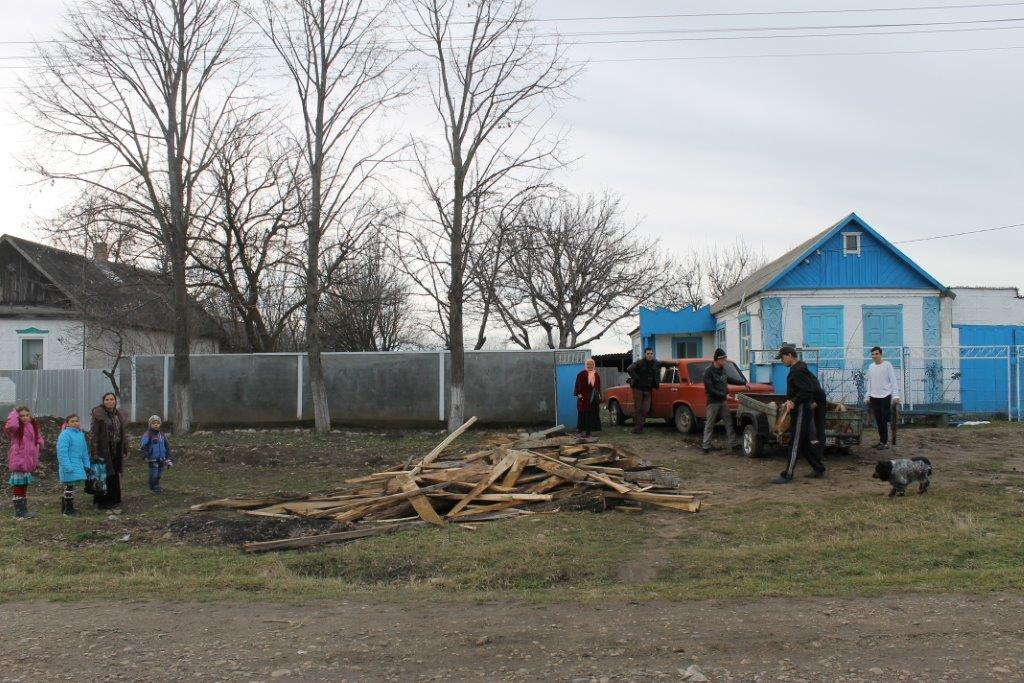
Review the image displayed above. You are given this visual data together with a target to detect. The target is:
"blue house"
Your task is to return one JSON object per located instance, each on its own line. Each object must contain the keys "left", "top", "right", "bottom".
{"left": 627, "top": 213, "right": 1024, "bottom": 415}
{"left": 628, "top": 305, "right": 718, "bottom": 360}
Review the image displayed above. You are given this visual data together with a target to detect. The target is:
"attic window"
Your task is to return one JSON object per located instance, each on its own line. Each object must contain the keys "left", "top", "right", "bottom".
{"left": 842, "top": 232, "right": 862, "bottom": 256}
{"left": 97, "top": 263, "right": 124, "bottom": 284}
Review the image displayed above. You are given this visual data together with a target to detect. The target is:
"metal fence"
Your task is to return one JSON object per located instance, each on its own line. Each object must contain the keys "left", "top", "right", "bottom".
{"left": 0, "top": 370, "right": 116, "bottom": 422}
{"left": 751, "top": 346, "right": 1022, "bottom": 420}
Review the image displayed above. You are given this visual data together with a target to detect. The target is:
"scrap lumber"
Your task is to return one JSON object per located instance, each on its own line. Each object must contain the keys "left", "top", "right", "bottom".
{"left": 242, "top": 524, "right": 403, "bottom": 553}
{"left": 447, "top": 450, "right": 521, "bottom": 517}
{"left": 196, "top": 424, "right": 711, "bottom": 552}
{"left": 395, "top": 474, "right": 445, "bottom": 527}
{"left": 408, "top": 416, "right": 478, "bottom": 476}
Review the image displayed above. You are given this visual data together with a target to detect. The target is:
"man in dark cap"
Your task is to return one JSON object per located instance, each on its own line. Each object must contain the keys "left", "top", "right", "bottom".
{"left": 773, "top": 345, "right": 827, "bottom": 483}
{"left": 701, "top": 348, "right": 746, "bottom": 453}
{"left": 626, "top": 347, "right": 670, "bottom": 434}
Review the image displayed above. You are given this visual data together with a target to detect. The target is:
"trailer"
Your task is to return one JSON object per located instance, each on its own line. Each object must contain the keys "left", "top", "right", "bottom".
{"left": 735, "top": 393, "right": 864, "bottom": 458}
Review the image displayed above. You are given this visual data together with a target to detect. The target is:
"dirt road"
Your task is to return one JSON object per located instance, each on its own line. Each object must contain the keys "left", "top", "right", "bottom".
{"left": 4, "top": 594, "right": 1023, "bottom": 682}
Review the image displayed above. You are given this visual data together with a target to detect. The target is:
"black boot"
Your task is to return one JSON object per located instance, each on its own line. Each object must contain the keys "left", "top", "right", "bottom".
{"left": 13, "top": 498, "right": 35, "bottom": 520}
{"left": 62, "top": 497, "right": 78, "bottom": 517}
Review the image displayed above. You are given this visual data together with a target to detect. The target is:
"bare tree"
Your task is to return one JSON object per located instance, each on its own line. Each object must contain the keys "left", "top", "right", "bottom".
{"left": 403, "top": 0, "right": 579, "bottom": 430}
{"left": 492, "top": 192, "right": 675, "bottom": 349}
{"left": 259, "top": 0, "right": 407, "bottom": 433}
{"left": 661, "top": 239, "right": 768, "bottom": 310}
{"left": 191, "top": 114, "right": 306, "bottom": 352}
{"left": 320, "top": 231, "right": 415, "bottom": 352}
{"left": 21, "top": 0, "right": 248, "bottom": 433}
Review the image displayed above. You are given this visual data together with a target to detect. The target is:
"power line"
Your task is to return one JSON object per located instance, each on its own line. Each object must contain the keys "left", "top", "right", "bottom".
{"left": 893, "top": 222, "right": 1024, "bottom": 243}
{"left": 1, "top": 1, "right": 1024, "bottom": 46}
{"left": 588, "top": 43, "right": 1024, "bottom": 62}
{"left": 4, "top": 22, "right": 1024, "bottom": 62}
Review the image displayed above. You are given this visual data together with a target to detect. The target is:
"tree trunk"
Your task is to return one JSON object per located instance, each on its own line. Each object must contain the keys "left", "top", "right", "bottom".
{"left": 447, "top": 177, "right": 466, "bottom": 432}
{"left": 170, "top": 248, "right": 193, "bottom": 434}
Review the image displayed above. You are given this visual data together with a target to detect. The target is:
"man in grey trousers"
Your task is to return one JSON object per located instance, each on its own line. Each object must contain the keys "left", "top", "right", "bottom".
{"left": 702, "top": 348, "right": 744, "bottom": 453}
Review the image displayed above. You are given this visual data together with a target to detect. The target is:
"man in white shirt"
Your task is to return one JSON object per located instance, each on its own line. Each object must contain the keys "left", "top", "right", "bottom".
{"left": 864, "top": 346, "right": 901, "bottom": 449}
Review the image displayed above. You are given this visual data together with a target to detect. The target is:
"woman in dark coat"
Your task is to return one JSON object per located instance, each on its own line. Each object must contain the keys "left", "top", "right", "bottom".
{"left": 574, "top": 358, "right": 603, "bottom": 438}
{"left": 90, "top": 392, "right": 129, "bottom": 510}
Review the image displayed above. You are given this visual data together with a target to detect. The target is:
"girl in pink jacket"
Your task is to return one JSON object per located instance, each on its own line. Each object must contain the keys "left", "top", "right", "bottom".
{"left": 6, "top": 406, "right": 44, "bottom": 520}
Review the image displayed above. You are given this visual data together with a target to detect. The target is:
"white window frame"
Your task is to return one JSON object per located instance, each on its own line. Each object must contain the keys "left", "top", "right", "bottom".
{"left": 842, "top": 231, "right": 862, "bottom": 256}
{"left": 738, "top": 319, "right": 752, "bottom": 366}
{"left": 19, "top": 336, "right": 46, "bottom": 370}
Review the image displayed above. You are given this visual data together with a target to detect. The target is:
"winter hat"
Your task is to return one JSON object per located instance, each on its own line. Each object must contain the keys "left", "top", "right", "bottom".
{"left": 148, "top": 415, "right": 162, "bottom": 426}
{"left": 713, "top": 348, "right": 727, "bottom": 361}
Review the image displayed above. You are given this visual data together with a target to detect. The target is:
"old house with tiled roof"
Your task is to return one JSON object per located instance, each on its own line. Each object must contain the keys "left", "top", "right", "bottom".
{"left": 0, "top": 234, "right": 223, "bottom": 370}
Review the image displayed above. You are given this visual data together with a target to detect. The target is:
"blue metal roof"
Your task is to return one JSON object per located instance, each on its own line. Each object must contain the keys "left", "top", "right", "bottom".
{"left": 711, "top": 213, "right": 951, "bottom": 313}
{"left": 639, "top": 305, "right": 717, "bottom": 336}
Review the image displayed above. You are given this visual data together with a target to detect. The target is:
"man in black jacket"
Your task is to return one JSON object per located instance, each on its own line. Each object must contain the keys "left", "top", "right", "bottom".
{"left": 773, "top": 345, "right": 827, "bottom": 483}
{"left": 626, "top": 348, "right": 666, "bottom": 434}
{"left": 701, "top": 348, "right": 746, "bottom": 453}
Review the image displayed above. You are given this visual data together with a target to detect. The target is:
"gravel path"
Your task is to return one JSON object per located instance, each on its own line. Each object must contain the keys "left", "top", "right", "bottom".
{"left": 3, "top": 594, "right": 1023, "bottom": 682}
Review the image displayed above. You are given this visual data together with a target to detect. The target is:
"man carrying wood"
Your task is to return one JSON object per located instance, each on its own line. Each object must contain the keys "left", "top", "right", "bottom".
{"left": 626, "top": 348, "right": 670, "bottom": 434}
{"left": 865, "top": 346, "right": 901, "bottom": 450}
{"left": 773, "top": 345, "right": 827, "bottom": 484}
{"left": 701, "top": 348, "right": 746, "bottom": 453}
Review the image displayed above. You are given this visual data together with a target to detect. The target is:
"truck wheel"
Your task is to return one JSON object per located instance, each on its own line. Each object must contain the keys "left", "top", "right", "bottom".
{"left": 609, "top": 400, "right": 628, "bottom": 426}
{"left": 674, "top": 405, "right": 697, "bottom": 434}
{"left": 742, "top": 423, "right": 764, "bottom": 458}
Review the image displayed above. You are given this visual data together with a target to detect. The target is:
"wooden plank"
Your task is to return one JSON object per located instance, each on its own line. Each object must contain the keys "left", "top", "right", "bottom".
{"left": 578, "top": 465, "right": 625, "bottom": 475}
{"left": 614, "top": 505, "right": 643, "bottom": 514}
{"left": 320, "top": 482, "right": 450, "bottom": 521}
{"left": 500, "top": 451, "right": 535, "bottom": 488}
{"left": 189, "top": 497, "right": 299, "bottom": 512}
{"left": 609, "top": 491, "right": 696, "bottom": 503}
{"left": 242, "top": 524, "right": 401, "bottom": 553}
{"left": 427, "top": 493, "right": 553, "bottom": 502}
{"left": 525, "top": 424, "right": 567, "bottom": 439}
{"left": 584, "top": 470, "right": 634, "bottom": 494}
{"left": 408, "top": 416, "right": 478, "bottom": 476}
{"left": 449, "top": 500, "right": 525, "bottom": 519}
{"left": 526, "top": 475, "right": 565, "bottom": 494}
{"left": 534, "top": 458, "right": 589, "bottom": 483}
{"left": 446, "top": 450, "right": 520, "bottom": 517}
{"left": 396, "top": 474, "right": 444, "bottom": 527}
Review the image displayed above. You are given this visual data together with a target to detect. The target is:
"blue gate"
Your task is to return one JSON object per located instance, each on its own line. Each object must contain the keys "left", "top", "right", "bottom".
{"left": 554, "top": 350, "right": 588, "bottom": 428}
{"left": 956, "top": 326, "right": 1023, "bottom": 415}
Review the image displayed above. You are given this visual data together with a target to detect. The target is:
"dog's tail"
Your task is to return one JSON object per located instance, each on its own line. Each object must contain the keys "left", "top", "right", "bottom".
{"left": 912, "top": 456, "right": 932, "bottom": 475}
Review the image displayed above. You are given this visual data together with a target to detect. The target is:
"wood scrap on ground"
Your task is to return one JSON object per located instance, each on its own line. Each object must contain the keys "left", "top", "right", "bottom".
{"left": 195, "top": 419, "right": 707, "bottom": 552}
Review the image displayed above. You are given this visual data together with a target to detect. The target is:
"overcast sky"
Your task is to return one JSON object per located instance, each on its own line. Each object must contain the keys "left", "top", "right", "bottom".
{"left": 2, "top": 1, "right": 1022, "bottom": 353}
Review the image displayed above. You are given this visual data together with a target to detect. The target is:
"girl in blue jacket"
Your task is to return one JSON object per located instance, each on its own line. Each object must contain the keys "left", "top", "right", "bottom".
{"left": 57, "top": 414, "right": 91, "bottom": 516}
{"left": 140, "top": 415, "right": 173, "bottom": 493}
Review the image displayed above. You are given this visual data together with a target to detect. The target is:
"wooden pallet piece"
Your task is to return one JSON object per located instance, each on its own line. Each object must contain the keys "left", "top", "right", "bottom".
{"left": 242, "top": 524, "right": 402, "bottom": 553}
{"left": 408, "top": 416, "right": 478, "bottom": 476}
{"left": 395, "top": 474, "right": 444, "bottom": 527}
{"left": 446, "top": 450, "right": 521, "bottom": 517}
{"left": 500, "top": 451, "right": 535, "bottom": 488}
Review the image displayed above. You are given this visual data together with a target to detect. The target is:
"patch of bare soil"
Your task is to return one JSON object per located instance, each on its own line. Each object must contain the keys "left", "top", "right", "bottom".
{"left": 614, "top": 421, "right": 1024, "bottom": 508}
{"left": 3, "top": 594, "right": 1023, "bottom": 682}
{"left": 168, "top": 511, "right": 349, "bottom": 545}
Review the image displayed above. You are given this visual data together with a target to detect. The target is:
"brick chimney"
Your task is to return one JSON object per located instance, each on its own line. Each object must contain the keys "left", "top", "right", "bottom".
{"left": 93, "top": 241, "right": 108, "bottom": 262}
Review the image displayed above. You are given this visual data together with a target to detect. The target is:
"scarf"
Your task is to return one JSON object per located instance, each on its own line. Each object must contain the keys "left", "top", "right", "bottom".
{"left": 105, "top": 409, "right": 122, "bottom": 446}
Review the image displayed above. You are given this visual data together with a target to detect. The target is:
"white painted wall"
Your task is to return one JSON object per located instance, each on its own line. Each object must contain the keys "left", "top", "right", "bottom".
{"left": 649, "top": 332, "right": 715, "bottom": 359}
{"left": 0, "top": 317, "right": 221, "bottom": 370}
{"left": 718, "top": 289, "right": 949, "bottom": 355}
{"left": 950, "top": 288, "right": 1024, "bottom": 327}
{"left": 0, "top": 318, "right": 84, "bottom": 370}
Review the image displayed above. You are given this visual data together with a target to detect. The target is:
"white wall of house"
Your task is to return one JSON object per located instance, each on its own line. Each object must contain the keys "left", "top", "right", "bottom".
{"left": 716, "top": 289, "right": 953, "bottom": 359}
{"left": 0, "top": 318, "right": 220, "bottom": 370}
{"left": 950, "top": 288, "right": 1024, "bottom": 328}
{"left": 0, "top": 318, "right": 85, "bottom": 370}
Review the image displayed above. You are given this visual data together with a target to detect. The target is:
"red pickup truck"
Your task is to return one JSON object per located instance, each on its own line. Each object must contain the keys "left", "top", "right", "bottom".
{"left": 604, "top": 358, "right": 774, "bottom": 433}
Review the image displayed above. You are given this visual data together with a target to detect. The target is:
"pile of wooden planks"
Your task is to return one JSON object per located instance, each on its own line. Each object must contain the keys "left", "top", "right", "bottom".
{"left": 191, "top": 418, "right": 707, "bottom": 552}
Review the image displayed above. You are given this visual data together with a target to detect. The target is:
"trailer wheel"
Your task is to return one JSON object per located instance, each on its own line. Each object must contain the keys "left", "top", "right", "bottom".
{"left": 609, "top": 400, "right": 628, "bottom": 426}
{"left": 741, "top": 422, "right": 764, "bottom": 458}
{"left": 674, "top": 405, "right": 697, "bottom": 434}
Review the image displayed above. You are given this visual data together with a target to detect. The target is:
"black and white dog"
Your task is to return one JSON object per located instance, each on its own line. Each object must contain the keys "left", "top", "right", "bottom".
{"left": 873, "top": 457, "right": 932, "bottom": 497}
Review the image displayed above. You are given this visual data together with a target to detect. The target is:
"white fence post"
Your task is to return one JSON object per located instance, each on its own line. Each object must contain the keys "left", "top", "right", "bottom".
{"left": 437, "top": 350, "right": 445, "bottom": 423}
{"left": 296, "top": 353, "right": 303, "bottom": 421}
{"left": 1008, "top": 345, "right": 1013, "bottom": 421}
{"left": 130, "top": 357, "right": 137, "bottom": 423}
{"left": 162, "top": 355, "right": 170, "bottom": 420}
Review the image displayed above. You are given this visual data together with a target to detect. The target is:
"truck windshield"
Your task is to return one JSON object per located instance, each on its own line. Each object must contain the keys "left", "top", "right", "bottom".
{"left": 687, "top": 361, "right": 748, "bottom": 384}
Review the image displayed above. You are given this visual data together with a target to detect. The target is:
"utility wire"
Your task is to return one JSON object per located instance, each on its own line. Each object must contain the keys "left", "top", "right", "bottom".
{"left": 893, "top": 222, "right": 1024, "bottom": 244}
{"left": 1, "top": 2, "right": 1024, "bottom": 45}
